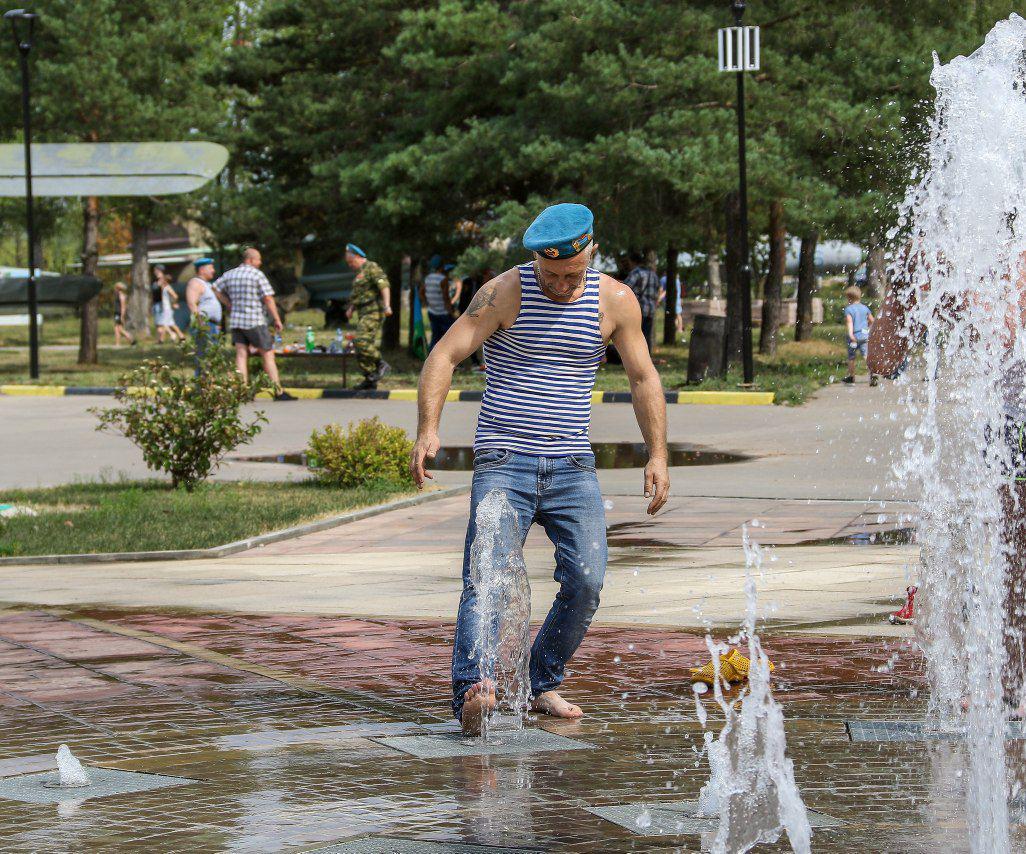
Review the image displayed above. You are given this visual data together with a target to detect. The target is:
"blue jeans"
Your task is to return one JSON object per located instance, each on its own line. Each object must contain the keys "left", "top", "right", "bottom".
{"left": 191, "top": 320, "right": 221, "bottom": 374}
{"left": 451, "top": 449, "right": 607, "bottom": 720}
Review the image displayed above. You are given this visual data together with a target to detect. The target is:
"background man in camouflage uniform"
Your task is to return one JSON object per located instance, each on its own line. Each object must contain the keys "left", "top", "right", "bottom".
{"left": 345, "top": 243, "right": 392, "bottom": 390}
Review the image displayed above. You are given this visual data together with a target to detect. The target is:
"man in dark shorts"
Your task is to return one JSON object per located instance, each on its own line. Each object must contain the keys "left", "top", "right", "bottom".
{"left": 213, "top": 247, "right": 295, "bottom": 401}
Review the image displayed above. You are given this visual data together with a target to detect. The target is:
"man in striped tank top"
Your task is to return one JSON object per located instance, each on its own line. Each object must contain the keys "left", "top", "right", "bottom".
{"left": 410, "top": 203, "right": 670, "bottom": 734}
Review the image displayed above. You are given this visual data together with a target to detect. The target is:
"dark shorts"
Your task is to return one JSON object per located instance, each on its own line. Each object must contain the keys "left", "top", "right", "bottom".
{"left": 231, "top": 326, "right": 273, "bottom": 351}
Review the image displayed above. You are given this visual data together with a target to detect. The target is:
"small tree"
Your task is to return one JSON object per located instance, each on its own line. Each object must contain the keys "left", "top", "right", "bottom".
{"left": 307, "top": 418, "right": 413, "bottom": 488}
{"left": 93, "top": 328, "right": 268, "bottom": 490}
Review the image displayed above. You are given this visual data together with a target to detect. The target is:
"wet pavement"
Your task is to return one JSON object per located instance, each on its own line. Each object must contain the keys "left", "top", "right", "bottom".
{"left": 0, "top": 606, "right": 1021, "bottom": 852}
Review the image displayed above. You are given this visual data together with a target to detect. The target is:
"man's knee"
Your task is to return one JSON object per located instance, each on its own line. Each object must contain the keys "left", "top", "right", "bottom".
{"left": 564, "top": 568, "right": 603, "bottom": 613}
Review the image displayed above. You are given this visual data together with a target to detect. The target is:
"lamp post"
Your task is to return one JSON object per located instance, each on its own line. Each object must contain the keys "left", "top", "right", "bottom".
{"left": 718, "top": 0, "right": 759, "bottom": 385}
{"left": 4, "top": 8, "right": 38, "bottom": 379}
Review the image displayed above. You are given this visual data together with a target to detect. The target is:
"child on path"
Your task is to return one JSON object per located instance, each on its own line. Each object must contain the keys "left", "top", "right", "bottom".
{"left": 112, "top": 281, "right": 135, "bottom": 347}
{"left": 843, "top": 285, "right": 877, "bottom": 386}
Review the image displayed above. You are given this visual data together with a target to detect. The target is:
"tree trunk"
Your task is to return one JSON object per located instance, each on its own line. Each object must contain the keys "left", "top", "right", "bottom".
{"left": 723, "top": 191, "right": 743, "bottom": 365}
{"left": 126, "top": 216, "right": 151, "bottom": 336}
{"left": 865, "top": 244, "right": 887, "bottom": 300}
{"left": 707, "top": 239, "right": 722, "bottom": 301}
{"left": 77, "top": 196, "right": 101, "bottom": 364}
{"left": 382, "top": 258, "right": 402, "bottom": 350}
{"left": 662, "top": 243, "right": 679, "bottom": 345}
{"left": 759, "top": 199, "right": 785, "bottom": 355}
{"left": 794, "top": 231, "right": 819, "bottom": 342}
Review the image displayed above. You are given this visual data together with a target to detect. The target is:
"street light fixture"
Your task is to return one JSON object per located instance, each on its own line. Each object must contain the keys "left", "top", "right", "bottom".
{"left": 4, "top": 7, "right": 38, "bottom": 380}
{"left": 718, "top": 0, "right": 758, "bottom": 386}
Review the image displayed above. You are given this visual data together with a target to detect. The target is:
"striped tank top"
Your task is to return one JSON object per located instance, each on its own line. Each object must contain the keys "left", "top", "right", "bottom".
{"left": 474, "top": 263, "right": 605, "bottom": 456}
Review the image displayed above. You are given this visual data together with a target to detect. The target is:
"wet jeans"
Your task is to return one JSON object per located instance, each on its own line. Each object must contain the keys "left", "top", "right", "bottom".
{"left": 451, "top": 449, "right": 607, "bottom": 720}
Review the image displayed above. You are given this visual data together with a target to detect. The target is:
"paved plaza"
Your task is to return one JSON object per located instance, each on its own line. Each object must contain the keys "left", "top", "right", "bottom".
{"left": 0, "top": 384, "right": 1005, "bottom": 852}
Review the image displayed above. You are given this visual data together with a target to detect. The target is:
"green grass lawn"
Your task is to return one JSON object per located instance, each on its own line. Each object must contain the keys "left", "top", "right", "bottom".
{"left": 0, "top": 479, "right": 415, "bottom": 557}
{"left": 0, "top": 307, "right": 850, "bottom": 405}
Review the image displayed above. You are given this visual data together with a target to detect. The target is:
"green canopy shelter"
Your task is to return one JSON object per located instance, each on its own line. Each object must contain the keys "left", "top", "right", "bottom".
{"left": 0, "top": 275, "right": 101, "bottom": 306}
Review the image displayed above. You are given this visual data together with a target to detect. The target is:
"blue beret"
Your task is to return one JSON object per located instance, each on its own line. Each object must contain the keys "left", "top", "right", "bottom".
{"left": 523, "top": 203, "right": 594, "bottom": 259}
{"left": 443, "top": 263, "right": 456, "bottom": 272}
{"left": 428, "top": 254, "right": 443, "bottom": 270}
{"left": 346, "top": 243, "right": 366, "bottom": 258}
{"left": 194, "top": 257, "right": 214, "bottom": 268}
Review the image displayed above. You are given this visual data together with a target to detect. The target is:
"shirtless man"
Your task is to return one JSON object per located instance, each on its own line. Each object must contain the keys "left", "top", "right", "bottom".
{"left": 868, "top": 253, "right": 1026, "bottom": 715}
{"left": 409, "top": 203, "right": 670, "bottom": 734}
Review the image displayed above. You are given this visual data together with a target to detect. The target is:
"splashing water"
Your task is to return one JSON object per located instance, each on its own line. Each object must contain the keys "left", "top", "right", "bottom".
{"left": 470, "top": 490, "right": 532, "bottom": 740}
{"left": 696, "top": 525, "right": 811, "bottom": 853}
{"left": 890, "top": 15, "right": 1026, "bottom": 850}
{"left": 54, "top": 745, "right": 90, "bottom": 788}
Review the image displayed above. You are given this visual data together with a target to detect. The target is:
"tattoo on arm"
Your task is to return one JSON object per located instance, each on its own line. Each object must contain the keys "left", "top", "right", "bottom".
{"left": 598, "top": 310, "right": 604, "bottom": 324}
{"left": 467, "top": 285, "right": 497, "bottom": 317}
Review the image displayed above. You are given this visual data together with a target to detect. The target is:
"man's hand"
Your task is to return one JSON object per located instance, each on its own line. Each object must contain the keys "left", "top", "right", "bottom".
{"left": 644, "top": 457, "right": 669, "bottom": 515}
{"left": 346, "top": 306, "right": 354, "bottom": 321}
{"left": 383, "top": 305, "right": 393, "bottom": 317}
{"left": 274, "top": 318, "right": 284, "bottom": 332}
{"left": 410, "top": 432, "right": 441, "bottom": 488}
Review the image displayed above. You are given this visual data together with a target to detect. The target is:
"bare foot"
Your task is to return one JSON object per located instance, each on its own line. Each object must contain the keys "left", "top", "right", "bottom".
{"left": 460, "top": 681, "right": 497, "bottom": 735}
{"left": 531, "top": 690, "right": 584, "bottom": 720}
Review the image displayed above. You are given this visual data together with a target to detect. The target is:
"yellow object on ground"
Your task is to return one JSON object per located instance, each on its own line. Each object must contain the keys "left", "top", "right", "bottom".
{"left": 689, "top": 647, "right": 775, "bottom": 686}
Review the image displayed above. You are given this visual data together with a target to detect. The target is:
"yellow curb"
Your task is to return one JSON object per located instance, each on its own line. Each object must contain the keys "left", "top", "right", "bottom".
{"left": 254, "top": 387, "right": 325, "bottom": 400}
{"left": 590, "top": 391, "right": 605, "bottom": 403}
{"left": 389, "top": 389, "right": 420, "bottom": 401}
{"left": 0, "top": 384, "right": 65, "bottom": 396}
{"left": 445, "top": 390, "right": 461, "bottom": 402}
{"left": 676, "top": 391, "right": 775, "bottom": 405}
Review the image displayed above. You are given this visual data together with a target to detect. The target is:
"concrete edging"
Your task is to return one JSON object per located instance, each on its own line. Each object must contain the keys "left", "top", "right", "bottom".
{"left": 1, "top": 384, "right": 775, "bottom": 406}
{"left": 0, "top": 484, "right": 469, "bottom": 567}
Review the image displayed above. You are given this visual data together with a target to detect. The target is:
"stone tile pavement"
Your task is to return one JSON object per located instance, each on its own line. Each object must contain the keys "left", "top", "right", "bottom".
{"left": 0, "top": 607, "right": 1016, "bottom": 852}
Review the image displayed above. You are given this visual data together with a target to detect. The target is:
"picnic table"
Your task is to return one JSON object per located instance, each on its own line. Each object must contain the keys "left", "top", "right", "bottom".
{"left": 248, "top": 347, "right": 356, "bottom": 388}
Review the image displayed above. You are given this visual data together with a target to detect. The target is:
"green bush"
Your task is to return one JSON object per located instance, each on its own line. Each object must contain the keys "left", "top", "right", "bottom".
{"left": 307, "top": 417, "right": 413, "bottom": 487}
{"left": 92, "top": 328, "right": 269, "bottom": 490}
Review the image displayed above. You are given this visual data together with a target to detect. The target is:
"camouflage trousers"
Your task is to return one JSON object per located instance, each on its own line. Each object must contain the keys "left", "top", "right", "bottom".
{"left": 355, "top": 307, "right": 383, "bottom": 377}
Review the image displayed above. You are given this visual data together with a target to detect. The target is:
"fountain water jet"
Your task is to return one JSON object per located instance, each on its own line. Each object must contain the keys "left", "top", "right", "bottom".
{"left": 469, "top": 489, "right": 532, "bottom": 741}
{"left": 696, "top": 525, "right": 811, "bottom": 853}
{"left": 890, "top": 14, "right": 1026, "bottom": 851}
{"left": 49, "top": 745, "right": 90, "bottom": 788}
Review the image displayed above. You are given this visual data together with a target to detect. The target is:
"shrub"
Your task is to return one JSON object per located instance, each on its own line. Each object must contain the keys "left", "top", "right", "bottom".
{"left": 307, "top": 417, "right": 413, "bottom": 488}
{"left": 92, "top": 329, "right": 269, "bottom": 490}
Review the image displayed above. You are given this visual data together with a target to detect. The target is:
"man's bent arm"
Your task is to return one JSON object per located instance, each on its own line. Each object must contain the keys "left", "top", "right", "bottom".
{"left": 867, "top": 286, "right": 913, "bottom": 377}
{"left": 410, "top": 272, "right": 517, "bottom": 487}
{"left": 262, "top": 295, "right": 283, "bottom": 331}
{"left": 185, "top": 281, "right": 202, "bottom": 316}
{"left": 609, "top": 283, "right": 669, "bottom": 514}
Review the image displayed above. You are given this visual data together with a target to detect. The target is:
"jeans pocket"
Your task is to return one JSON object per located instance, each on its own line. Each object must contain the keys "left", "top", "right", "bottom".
{"left": 568, "top": 454, "right": 597, "bottom": 472}
{"left": 474, "top": 449, "right": 512, "bottom": 471}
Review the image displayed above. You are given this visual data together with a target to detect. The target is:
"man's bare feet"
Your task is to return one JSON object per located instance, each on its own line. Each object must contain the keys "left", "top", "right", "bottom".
{"left": 531, "top": 690, "right": 584, "bottom": 720}
{"left": 460, "top": 681, "right": 497, "bottom": 735}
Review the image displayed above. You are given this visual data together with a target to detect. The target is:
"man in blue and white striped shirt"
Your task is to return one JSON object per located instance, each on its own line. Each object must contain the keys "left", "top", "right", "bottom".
{"left": 410, "top": 203, "right": 669, "bottom": 734}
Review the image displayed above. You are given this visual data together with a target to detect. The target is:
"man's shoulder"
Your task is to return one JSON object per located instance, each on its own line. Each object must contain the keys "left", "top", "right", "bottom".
{"left": 465, "top": 267, "right": 522, "bottom": 320}
{"left": 598, "top": 273, "right": 641, "bottom": 316}
{"left": 489, "top": 266, "right": 526, "bottom": 298}
{"left": 362, "top": 260, "right": 385, "bottom": 275}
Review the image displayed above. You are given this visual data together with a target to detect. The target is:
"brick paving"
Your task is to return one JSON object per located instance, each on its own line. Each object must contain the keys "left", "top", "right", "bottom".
{"left": 0, "top": 607, "right": 1017, "bottom": 852}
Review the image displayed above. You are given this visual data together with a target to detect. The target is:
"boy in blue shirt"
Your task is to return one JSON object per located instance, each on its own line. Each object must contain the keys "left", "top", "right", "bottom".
{"left": 843, "top": 285, "right": 877, "bottom": 386}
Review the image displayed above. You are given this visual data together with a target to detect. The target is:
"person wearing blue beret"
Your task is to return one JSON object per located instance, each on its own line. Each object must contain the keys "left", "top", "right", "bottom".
{"left": 345, "top": 243, "right": 393, "bottom": 389}
{"left": 185, "top": 256, "right": 223, "bottom": 372}
{"left": 409, "top": 202, "right": 670, "bottom": 734}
